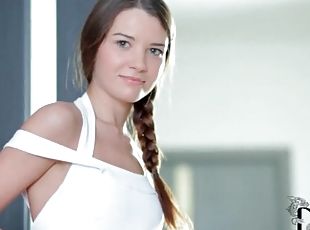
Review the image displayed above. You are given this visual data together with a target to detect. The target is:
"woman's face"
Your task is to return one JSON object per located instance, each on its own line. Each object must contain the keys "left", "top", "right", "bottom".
{"left": 91, "top": 8, "right": 168, "bottom": 103}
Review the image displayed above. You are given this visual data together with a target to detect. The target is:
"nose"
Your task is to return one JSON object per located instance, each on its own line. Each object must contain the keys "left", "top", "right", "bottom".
{"left": 130, "top": 50, "right": 147, "bottom": 72}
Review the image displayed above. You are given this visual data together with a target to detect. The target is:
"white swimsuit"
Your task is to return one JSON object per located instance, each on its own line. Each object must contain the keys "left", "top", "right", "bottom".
{"left": 4, "top": 93, "right": 164, "bottom": 230}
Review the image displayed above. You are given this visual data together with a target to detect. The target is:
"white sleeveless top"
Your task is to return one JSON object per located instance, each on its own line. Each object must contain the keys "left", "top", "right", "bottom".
{"left": 4, "top": 93, "right": 164, "bottom": 230}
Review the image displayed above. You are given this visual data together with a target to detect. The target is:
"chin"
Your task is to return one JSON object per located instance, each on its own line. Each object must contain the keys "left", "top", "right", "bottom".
{"left": 135, "top": 91, "right": 151, "bottom": 102}
{"left": 122, "top": 90, "right": 149, "bottom": 103}
{"left": 118, "top": 86, "right": 154, "bottom": 104}
{"left": 118, "top": 94, "right": 143, "bottom": 104}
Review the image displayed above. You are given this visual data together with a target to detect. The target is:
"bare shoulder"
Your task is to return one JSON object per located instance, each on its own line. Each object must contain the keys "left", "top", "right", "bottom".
{"left": 21, "top": 101, "right": 82, "bottom": 149}
{"left": 0, "top": 101, "right": 82, "bottom": 211}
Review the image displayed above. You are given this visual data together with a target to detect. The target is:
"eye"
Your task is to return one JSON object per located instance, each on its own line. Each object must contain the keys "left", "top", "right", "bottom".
{"left": 150, "top": 48, "right": 163, "bottom": 57}
{"left": 116, "top": 40, "right": 130, "bottom": 48}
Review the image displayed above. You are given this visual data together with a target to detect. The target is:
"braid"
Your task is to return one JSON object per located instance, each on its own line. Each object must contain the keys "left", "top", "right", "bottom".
{"left": 133, "top": 87, "right": 189, "bottom": 229}
{"left": 133, "top": 88, "right": 159, "bottom": 173}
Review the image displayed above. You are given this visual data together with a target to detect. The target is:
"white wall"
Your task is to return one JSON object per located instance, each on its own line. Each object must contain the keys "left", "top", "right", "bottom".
{"left": 156, "top": 0, "right": 310, "bottom": 198}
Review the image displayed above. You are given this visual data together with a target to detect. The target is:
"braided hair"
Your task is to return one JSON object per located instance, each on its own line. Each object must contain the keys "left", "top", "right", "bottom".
{"left": 77, "top": 0, "right": 193, "bottom": 228}
{"left": 132, "top": 87, "right": 190, "bottom": 229}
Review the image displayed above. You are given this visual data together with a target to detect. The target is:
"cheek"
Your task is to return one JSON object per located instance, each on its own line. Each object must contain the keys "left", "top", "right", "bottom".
{"left": 94, "top": 45, "right": 123, "bottom": 75}
{"left": 149, "top": 58, "right": 165, "bottom": 78}
{"left": 143, "top": 60, "right": 165, "bottom": 90}
{"left": 94, "top": 47, "right": 109, "bottom": 76}
{"left": 97, "top": 54, "right": 111, "bottom": 70}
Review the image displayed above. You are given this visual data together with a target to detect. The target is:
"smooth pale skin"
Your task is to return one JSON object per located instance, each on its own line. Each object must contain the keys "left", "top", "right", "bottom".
{"left": 0, "top": 8, "right": 168, "bottom": 221}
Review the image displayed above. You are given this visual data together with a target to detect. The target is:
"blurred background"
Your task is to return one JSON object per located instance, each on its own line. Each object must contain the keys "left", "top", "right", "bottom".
{"left": 0, "top": 0, "right": 309, "bottom": 229}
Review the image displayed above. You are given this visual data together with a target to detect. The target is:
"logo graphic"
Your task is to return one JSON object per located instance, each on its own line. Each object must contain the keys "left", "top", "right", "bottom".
{"left": 287, "top": 196, "right": 310, "bottom": 230}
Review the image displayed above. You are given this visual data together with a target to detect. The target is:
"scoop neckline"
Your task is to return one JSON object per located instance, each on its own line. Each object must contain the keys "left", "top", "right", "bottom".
{"left": 90, "top": 156, "right": 146, "bottom": 177}
{"left": 82, "top": 92, "right": 147, "bottom": 178}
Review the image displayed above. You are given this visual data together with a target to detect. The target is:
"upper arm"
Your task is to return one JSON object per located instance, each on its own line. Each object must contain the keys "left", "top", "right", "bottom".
{"left": 0, "top": 101, "right": 82, "bottom": 211}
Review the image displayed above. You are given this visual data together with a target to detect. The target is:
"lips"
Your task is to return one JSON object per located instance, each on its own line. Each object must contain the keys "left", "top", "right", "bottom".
{"left": 119, "top": 75, "right": 146, "bottom": 85}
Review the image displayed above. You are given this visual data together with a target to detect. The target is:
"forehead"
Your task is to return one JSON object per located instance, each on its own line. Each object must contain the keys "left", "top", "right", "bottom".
{"left": 108, "top": 8, "right": 168, "bottom": 43}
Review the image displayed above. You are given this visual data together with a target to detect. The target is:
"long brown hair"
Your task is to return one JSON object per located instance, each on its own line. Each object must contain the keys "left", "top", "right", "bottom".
{"left": 78, "top": 0, "right": 191, "bottom": 229}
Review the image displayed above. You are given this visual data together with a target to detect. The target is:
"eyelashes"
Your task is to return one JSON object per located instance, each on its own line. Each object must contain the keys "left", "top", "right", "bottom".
{"left": 116, "top": 40, "right": 130, "bottom": 48}
{"left": 115, "top": 40, "right": 164, "bottom": 57}
{"left": 149, "top": 48, "right": 163, "bottom": 57}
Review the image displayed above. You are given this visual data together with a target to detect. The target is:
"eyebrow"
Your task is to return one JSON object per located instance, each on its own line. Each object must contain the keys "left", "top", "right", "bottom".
{"left": 113, "top": 32, "right": 166, "bottom": 47}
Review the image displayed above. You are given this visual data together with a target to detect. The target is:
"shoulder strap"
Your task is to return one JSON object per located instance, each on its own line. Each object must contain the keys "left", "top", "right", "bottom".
{"left": 4, "top": 129, "right": 104, "bottom": 170}
{"left": 73, "top": 93, "right": 96, "bottom": 156}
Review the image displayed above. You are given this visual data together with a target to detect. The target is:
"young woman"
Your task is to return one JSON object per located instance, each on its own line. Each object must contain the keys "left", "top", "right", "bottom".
{"left": 0, "top": 0, "right": 192, "bottom": 229}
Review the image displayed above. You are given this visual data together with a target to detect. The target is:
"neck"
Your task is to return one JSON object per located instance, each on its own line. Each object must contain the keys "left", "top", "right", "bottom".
{"left": 86, "top": 85, "right": 132, "bottom": 131}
